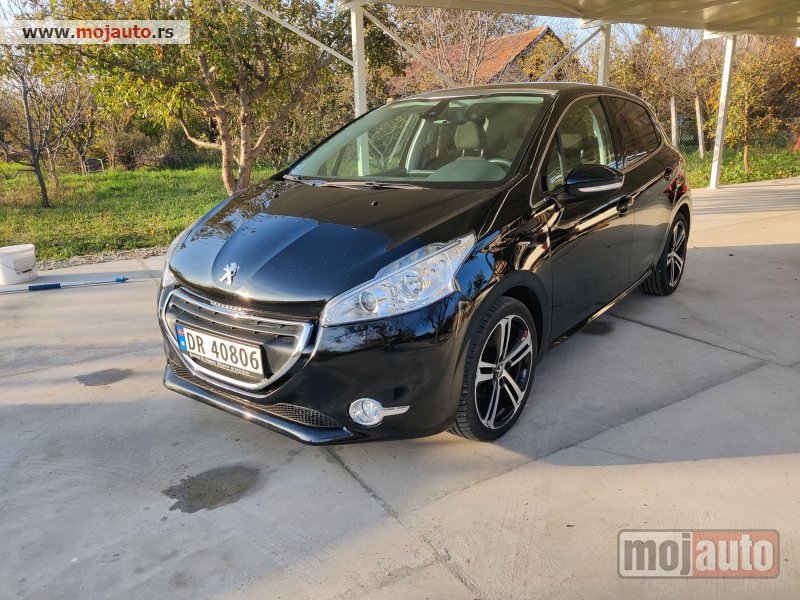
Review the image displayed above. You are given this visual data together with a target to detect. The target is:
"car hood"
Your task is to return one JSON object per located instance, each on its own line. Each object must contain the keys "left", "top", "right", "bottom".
{"left": 169, "top": 179, "right": 502, "bottom": 317}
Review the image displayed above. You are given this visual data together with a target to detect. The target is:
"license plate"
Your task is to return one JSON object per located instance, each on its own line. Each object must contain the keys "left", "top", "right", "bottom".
{"left": 175, "top": 323, "right": 264, "bottom": 377}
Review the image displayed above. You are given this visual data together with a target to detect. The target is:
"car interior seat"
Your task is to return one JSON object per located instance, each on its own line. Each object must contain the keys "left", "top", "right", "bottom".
{"left": 427, "top": 121, "right": 507, "bottom": 181}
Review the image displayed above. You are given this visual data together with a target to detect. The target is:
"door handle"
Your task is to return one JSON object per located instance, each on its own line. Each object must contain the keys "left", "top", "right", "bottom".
{"left": 617, "top": 196, "right": 632, "bottom": 215}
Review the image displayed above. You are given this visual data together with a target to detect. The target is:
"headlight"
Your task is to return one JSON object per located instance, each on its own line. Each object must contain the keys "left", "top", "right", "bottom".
{"left": 320, "top": 233, "right": 475, "bottom": 326}
{"left": 161, "top": 235, "right": 180, "bottom": 288}
{"left": 161, "top": 216, "right": 202, "bottom": 288}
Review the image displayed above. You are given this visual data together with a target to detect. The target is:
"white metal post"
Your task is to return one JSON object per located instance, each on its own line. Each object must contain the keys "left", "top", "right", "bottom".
{"left": 350, "top": 4, "right": 369, "bottom": 175}
{"left": 695, "top": 95, "right": 705, "bottom": 159}
{"left": 350, "top": 5, "right": 367, "bottom": 117}
{"left": 597, "top": 24, "right": 611, "bottom": 86}
{"left": 710, "top": 35, "right": 736, "bottom": 189}
{"left": 670, "top": 96, "right": 678, "bottom": 146}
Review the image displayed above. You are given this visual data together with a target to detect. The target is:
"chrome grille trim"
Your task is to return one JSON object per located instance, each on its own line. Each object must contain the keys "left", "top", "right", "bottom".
{"left": 162, "top": 287, "right": 313, "bottom": 392}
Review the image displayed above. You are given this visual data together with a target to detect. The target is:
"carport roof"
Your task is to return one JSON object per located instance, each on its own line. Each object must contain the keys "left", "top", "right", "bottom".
{"left": 374, "top": 0, "right": 800, "bottom": 37}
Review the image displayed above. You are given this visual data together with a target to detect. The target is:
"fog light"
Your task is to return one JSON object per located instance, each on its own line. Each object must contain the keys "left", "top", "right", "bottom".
{"left": 348, "top": 398, "right": 410, "bottom": 427}
{"left": 349, "top": 398, "right": 384, "bottom": 426}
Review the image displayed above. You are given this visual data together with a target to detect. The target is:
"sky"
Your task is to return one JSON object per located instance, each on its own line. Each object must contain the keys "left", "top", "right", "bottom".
{"left": 0, "top": 0, "right": 15, "bottom": 20}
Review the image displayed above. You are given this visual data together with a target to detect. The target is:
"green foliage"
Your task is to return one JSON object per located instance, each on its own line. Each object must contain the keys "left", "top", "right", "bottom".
{"left": 30, "top": 0, "right": 403, "bottom": 193}
{"left": 0, "top": 165, "right": 271, "bottom": 260}
{"left": 611, "top": 27, "right": 678, "bottom": 121}
{"left": 683, "top": 145, "right": 800, "bottom": 188}
{"left": 513, "top": 31, "right": 588, "bottom": 82}
{"left": 719, "top": 37, "right": 798, "bottom": 172}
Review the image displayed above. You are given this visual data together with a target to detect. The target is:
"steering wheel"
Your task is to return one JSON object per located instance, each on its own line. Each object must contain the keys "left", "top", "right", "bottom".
{"left": 489, "top": 157, "right": 512, "bottom": 168}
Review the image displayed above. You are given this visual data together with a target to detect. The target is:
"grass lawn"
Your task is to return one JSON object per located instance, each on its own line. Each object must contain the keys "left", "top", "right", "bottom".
{"left": 683, "top": 145, "right": 800, "bottom": 189}
{"left": 2, "top": 145, "right": 798, "bottom": 261}
{"left": 0, "top": 166, "right": 273, "bottom": 261}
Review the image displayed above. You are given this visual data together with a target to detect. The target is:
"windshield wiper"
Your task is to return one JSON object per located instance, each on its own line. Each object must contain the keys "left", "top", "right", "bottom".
{"left": 282, "top": 173, "right": 325, "bottom": 186}
{"left": 368, "top": 181, "right": 428, "bottom": 190}
{"left": 318, "top": 180, "right": 428, "bottom": 190}
{"left": 284, "top": 174, "right": 428, "bottom": 190}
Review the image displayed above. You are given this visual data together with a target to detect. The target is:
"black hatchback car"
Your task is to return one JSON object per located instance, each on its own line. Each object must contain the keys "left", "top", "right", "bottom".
{"left": 159, "top": 83, "right": 691, "bottom": 444}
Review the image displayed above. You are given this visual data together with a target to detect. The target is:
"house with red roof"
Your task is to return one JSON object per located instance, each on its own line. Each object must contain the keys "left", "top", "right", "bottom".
{"left": 388, "top": 26, "right": 565, "bottom": 97}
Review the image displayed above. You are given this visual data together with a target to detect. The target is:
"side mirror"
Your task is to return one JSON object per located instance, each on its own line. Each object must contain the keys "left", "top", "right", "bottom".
{"left": 564, "top": 164, "right": 624, "bottom": 198}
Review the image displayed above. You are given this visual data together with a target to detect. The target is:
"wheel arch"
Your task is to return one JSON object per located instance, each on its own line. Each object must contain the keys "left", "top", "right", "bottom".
{"left": 676, "top": 200, "right": 691, "bottom": 232}
{"left": 466, "top": 270, "right": 551, "bottom": 356}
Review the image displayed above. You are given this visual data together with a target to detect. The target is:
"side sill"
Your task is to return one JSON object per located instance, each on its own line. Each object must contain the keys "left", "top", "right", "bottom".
{"left": 550, "top": 268, "right": 653, "bottom": 347}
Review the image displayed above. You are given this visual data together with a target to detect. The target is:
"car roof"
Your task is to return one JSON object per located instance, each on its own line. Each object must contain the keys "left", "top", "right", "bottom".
{"left": 400, "top": 82, "right": 642, "bottom": 103}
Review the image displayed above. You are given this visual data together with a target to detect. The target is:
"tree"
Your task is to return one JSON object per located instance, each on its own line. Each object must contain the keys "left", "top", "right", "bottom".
{"left": 724, "top": 36, "right": 799, "bottom": 171}
{"left": 390, "top": 7, "right": 537, "bottom": 93}
{"left": 62, "top": 85, "right": 99, "bottom": 174}
{"left": 47, "top": 0, "right": 400, "bottom": 195}
{"left": 0, "top": 49, "right": 91, "bottom": 207}
{"left": 611, "top": 27, "right": 684, "bottom": 124}
{"left": 511, "top": 30, "right": 589, "bottom": 82}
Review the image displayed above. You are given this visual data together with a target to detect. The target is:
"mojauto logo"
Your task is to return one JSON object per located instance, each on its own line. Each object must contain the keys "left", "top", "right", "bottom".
{"left": 618, "top": 530, "right": 779, "bottom": 578}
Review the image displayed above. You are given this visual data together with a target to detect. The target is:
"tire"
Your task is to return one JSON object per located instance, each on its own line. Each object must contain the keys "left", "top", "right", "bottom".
{"left": 450, "top": 296, "right": 537, "bottom": 441}
{"left": 642, "top": 213, "right": 689, "bottom": 296}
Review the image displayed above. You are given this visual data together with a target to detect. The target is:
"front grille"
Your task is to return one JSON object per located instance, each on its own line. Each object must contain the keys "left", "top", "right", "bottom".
{"left": 162, "top": 287, "right": 313, "bottom": 391}
{"left": 169, "top": 288, "right": 306, "bottom": 338}
{"left": 170, "top": 363, "right": 341, "bottom": 429}
{"left": 264, "top": 404, "right": 341, "bottom": 428}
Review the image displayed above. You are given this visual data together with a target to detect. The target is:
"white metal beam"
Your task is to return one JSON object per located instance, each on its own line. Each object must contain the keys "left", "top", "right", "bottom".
{"left": 239, "top": 0, "right": 353, "bottom": 67}
{"left": 695, "top": 95, "right": 705, "bottom": 159}
{"left": 351, "top": 0, "right": 800, "bottom": 37}
{"left": 350, "top": 5, "right": 368, "bottom": 117}
{"left": 709, "top": 35, "right": 736, "bottom": 189}
{"left": 597, "top": 24, "right": 611, "bottom": 86}
{"left": 362, "top": 9, "right": 456, "bottom": 87}
{"left": 350, "top": 4, "right": 369, "bottom": 175}
{"left": 670, "top": 95, "right": 678, "bottom": 146}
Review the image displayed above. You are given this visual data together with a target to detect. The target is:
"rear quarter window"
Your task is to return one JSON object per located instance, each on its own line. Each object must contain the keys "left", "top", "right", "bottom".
{"left": 606, "top": 97, "right": 660, "bottom": 168}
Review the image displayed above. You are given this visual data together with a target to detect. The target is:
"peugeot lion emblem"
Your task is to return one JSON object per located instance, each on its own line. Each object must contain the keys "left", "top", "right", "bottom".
{"left": 219, "top": 262, "right": 240, "bottom": 286}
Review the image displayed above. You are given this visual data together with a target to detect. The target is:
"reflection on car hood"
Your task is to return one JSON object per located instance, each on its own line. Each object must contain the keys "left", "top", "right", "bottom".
{"left": 168, "top": 179, "right": 502, "bottom": 316}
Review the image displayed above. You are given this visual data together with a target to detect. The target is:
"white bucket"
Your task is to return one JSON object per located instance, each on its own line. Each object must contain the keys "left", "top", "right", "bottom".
{"left": 0, "top": 244, "right": 38, "bottom": 285}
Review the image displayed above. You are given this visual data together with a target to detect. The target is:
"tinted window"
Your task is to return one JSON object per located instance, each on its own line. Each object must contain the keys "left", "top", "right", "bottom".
{"left": 543, "top": 143, "right": 564, "bottom": 191}
{"left": 606, "top": 97, "right": 660, "bottom": 168}
{"left": 291, "top": 95, "right": 550, "bottom": 188}
{"left": 542, "top": 97, "right": 615, "bottom": 192}
{"left": 558, "top": 98, "right": 615, "bottom": 175}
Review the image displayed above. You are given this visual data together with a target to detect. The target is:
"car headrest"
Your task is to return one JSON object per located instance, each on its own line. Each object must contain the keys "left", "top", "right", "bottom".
{"left": 560, "top": 133, "right": 584, "bottom": 150}
{"left": 498, "top": 138, "right": 523, "bottom": 160}
{"left": 454, "top": 121, "right": 486, "bottom": 150}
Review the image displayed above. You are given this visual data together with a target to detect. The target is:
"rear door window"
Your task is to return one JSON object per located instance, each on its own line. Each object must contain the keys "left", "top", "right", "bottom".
{"left": 606, "top": 97, "right": 660, "bottom": 168}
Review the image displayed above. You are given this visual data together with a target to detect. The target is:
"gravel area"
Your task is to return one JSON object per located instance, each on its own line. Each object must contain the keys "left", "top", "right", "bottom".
{"left": 38, "top": 246, "right": 167, "bottom": 271}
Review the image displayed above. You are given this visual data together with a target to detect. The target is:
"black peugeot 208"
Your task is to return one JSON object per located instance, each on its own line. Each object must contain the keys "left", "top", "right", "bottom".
{"left": 158, "top": 82, "right": 691, "bottom": 444}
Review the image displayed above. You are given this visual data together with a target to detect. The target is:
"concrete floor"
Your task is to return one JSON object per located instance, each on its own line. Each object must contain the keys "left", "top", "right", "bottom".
{"left": 1, "top": 178, "right": 799, "bottom": 599}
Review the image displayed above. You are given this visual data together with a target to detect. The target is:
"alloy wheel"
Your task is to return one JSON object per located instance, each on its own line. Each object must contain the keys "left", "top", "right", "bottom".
{"left": 474, "top": 315, "right": 533, "bottom": 430}
{"left": 666, "top": 220, "right": 687, "bottom": 288}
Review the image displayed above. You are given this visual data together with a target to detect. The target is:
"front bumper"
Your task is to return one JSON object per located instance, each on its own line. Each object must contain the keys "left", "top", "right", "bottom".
{"left": 160, "top": 286, "right": 471, "bottom": 444}
{"left": 164, "top": 364, "right": 362, "bottom": 443}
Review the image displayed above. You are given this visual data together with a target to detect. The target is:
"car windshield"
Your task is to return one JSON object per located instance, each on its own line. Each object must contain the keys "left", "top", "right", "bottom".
{"left": 288, "top": 94, "right": 551, "bottom": 188}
